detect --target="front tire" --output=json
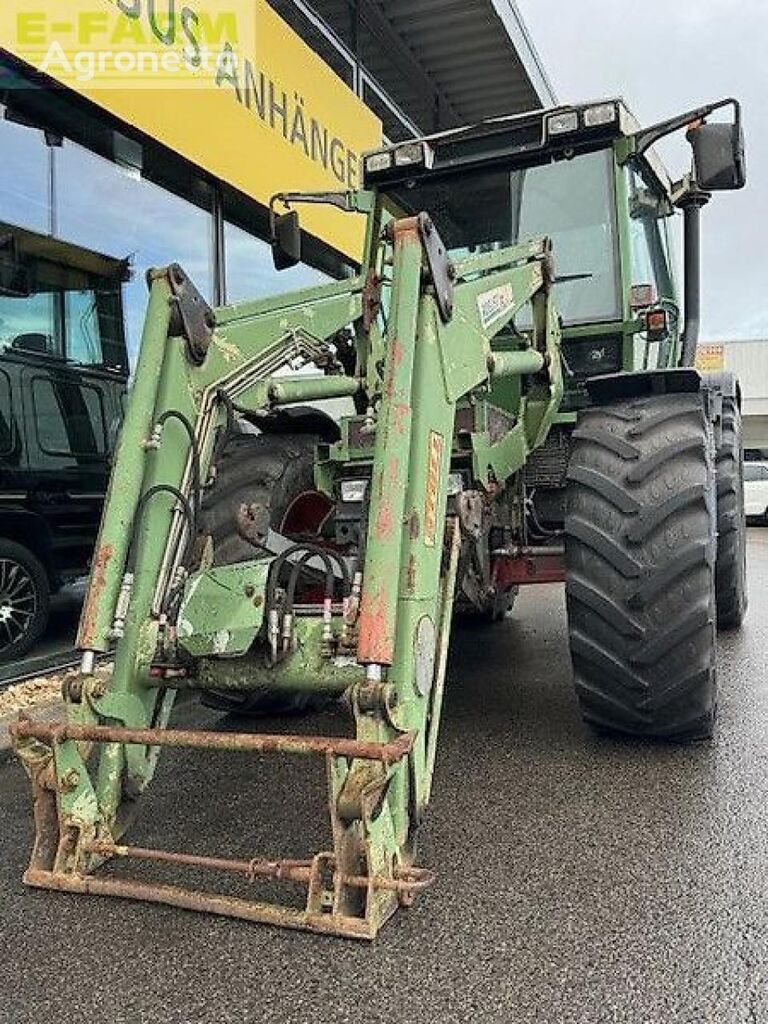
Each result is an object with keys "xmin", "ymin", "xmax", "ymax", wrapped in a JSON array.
[
  {"xmin": 565, "ymin": 391, "xmax": 717, "ymax": 740},
  {"xmin": 199, "ymin": 432, "xmax": 328, "ymax": 715},
  {"xmin": 714, "ymin": 394, "xmax": 748, "ymax": 630}
]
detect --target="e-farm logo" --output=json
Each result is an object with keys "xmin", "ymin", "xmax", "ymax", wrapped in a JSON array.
[
  {"xmin": 13, "ymin": 1, "xmax": 250, "ymax": 86},
  {"xmin": 9, "ymin": 1, "xmax": 362, "ymax": 188}
]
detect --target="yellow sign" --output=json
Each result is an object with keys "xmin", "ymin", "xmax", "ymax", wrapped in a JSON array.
[
  {"xmin": 1, "ymin": 0, "xmax": 381, "ymax": 259},
  {"xmin": 695, "ymin": 344, "xmax": 725, "ymax": 372}
]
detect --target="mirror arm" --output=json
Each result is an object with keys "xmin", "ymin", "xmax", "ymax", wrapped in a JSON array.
[
  {"xmin": 635, "ymin": 97, "xmax": 742, "ymax": 155},
  {"xmin": 269, "ymin": 190, "xmax": 358, "ymax": 233}
]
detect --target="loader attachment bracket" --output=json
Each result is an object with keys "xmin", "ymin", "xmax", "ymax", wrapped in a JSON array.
[
  {"xmin": 10, "ymin": 718, "xmax": 424, "ymax": 940},
  {"xmin": 162, "ymin": 262, "xmax": 215, "ymax": 365},
  {"xmin": 417, "ymin": 212, "xmax": 455, "ymax": 323}
]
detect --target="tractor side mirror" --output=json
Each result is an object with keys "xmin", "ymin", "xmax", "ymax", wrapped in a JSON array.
[
  {"xmin": 271, "ymin": 209, "xmax": 301, "ymax": 270},
  {"xmin": 688, "ymin": 120, "xmax": 746, "ymax": 191}
]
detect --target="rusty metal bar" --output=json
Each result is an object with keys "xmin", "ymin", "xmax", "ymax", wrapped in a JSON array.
[
  {"xmin": 24, "ymin": 869, "xmax": 376, "ymax": 940},
  {"xmin": 493, "ymin": 547, "xmax": 566, "ymax": 586},
  {"xmin": 85, "ymin": 842, "xmax": 313, "ymax": 883},
  {"xmin": 10, "ymin": 720, "xmax": 415, "ymax": 764},
  {"xmin": 83, "ymin": 842, "xmax": 434, "ymax": 894}
]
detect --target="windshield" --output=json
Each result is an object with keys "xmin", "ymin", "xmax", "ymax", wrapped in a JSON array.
[{"xmin": 388, "ymin": 148, "xmax": 621, "ymax": 325}]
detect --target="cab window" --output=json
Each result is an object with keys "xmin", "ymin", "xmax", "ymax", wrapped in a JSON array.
[
  {"xmin": 625, "ymin": 163, "xmax": 676, "ymax": 306},
  {"xmin": 0, "ymin": 228, "xmax": 127, "ymax": 371},
  {"xmin": 388, "ymin": 149, "xmax": 622, "ymax": 325}
]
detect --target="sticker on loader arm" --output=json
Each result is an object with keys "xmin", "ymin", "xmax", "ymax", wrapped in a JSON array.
[
  {"xmin": 424, "ymin": 431, "xmax": 445, "ymax": 547},
  {"xmin": 477, "ymin": 283, "xmax": 515, "ymax": 329}
]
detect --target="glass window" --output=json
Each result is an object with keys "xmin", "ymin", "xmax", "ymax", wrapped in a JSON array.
[
  {"xmin": 224, "ymin": 221, "xmax": 329, "ymax": 305},
  {"xmin": 390, "ymin": 149, "xmax": 621, "ymax": 325},
  {"xmin": 64, "ymin": 288, "xmax": 126, "ymax": 368},
  {"xmin": 517, "ymin": 152, "xmax": 619, "ymax": 323},
  {"xmin": 0, "ymin": 291, "xmax": 57, "ymax": 356},
  {"xmin": 32, "ymin": 377, "xmax": 106, "ymax": 457},
  {"xmin": 56, "ymin": 142, "xmax": 213, "ymax": 361},
  {"xmin": 744, "ymin": 464, "xmax": 768, "ymax": 482},
  {"xmin": 0, "ymin": 118, "xmax": 51, "ymax": 233},
  {"xmin": 626, "ymin": 164, "xmax": 676, "ymax": 304},
  {"xmin": 0, "ymin": 247, "xmax": 126, "ymax": 370},
  {"xmin": 65, "ymin": 290, "xmax": 102, "ymax": 365}
]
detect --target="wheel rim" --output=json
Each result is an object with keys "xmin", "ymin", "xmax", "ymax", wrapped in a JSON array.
[{"xmin": 0, "ymin": 558, "xmax": 37, "ymax": 651}]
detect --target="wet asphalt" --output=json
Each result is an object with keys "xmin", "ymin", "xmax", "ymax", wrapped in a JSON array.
[{"xmin": 1, "ymin": 531, "xmax": 768, "ymax": 1024}]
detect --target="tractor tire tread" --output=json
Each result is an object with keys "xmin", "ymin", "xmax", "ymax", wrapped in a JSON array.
[
  {"xmin": 565, "ymin": 392, "xmax": 717, "ymax": 740},
  {"xmin": 714, "ymin": 395, "xmax": 748, "ymax": 630}
]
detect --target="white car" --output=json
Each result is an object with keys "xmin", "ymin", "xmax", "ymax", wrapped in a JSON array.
[{"xmin": 744, "ymin": 462, "xmax": 768, "ymax": 519}]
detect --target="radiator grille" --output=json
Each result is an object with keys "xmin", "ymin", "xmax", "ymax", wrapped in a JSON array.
[{"xmin": 524, "ymin": 428, "xmax": 571, "ymax": 488}]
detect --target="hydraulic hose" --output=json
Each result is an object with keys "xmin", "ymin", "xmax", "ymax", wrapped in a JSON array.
[{"xmin": 126, "ymin": 484, "xmax": 195, "ymax": 575}]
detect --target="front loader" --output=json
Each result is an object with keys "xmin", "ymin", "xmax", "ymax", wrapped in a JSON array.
[{"xmin": 12, "ymin": 95, "xmax": 747, "ymax": 938}]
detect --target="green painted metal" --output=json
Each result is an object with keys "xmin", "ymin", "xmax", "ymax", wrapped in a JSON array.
[
  {"xmin": 196, "ymin": 617, "xmax": 363, "ymax": 695},
  {"xmin": 490, "ymin": 349, "xmax": 545, "ymax": 377},
  {"xmin": 13, "ymin": 100, "xmax": 696, "ymax": 939},
  {"xmin": 267, "ymin": 375, "xmax": 361, "ymax": 406},
  {"xmin": 13, "ymin": 219, "xmax": 559, "ymax": 935},
  {"xmin": 177, "ymin": 561, "xmax": 270, "ymax": 658},
  {"xmin": 357, "ymin": 220, "xmax": 424, "ymax": 667},
  {"xmin": 76, "ymin": 277, "xmax": 173, "ymax": 654}
]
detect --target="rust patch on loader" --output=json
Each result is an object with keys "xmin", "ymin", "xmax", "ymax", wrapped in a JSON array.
[
  {"xmin": 76, "ymin": 543, "xmax": 114, "ymax": 649},
  {"xmin": 357, "ymin": 586, "xmax": 393, "ymax": 665},
  {"xmin": 392, "ymin": 402, "xmax": 411, "ymax": 435},
  {"xmin": 374, "ymin": 496, "xmax": 395, "ymax": 541},
  {"xmin": 406, "ymin": 555, "xmax": 417, "ymax": 594}
]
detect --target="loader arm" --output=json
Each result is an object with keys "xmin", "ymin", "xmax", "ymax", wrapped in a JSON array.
[{"xmin": 12, "ymin": 209, "xmax": 561, "ymax": 939}]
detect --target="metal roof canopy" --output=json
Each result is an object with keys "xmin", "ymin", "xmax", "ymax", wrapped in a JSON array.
[{"xmin": 270, "ymin": 0, "xmax": 556, "ymax": 137}]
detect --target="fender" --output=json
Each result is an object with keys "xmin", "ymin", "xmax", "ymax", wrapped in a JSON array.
[
  {"xmin": 699, "ymin": 369, "xmax": 742, "ymax": 408},
  {"xmin": 585, "ymin": 368, "xmax": 702, "ymax": 405},
  {"xmin": 0, "ymin": 508, "xmax": 55, "ymax": 570},
  {"xmin": 241, "ymin": 404, "xmax": 342, "ymax": 443}
]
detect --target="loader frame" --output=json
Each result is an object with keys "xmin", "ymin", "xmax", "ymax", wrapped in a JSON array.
[{"xmin": 12, "ymin": 214, "xmax": 562, "ymax": 938}]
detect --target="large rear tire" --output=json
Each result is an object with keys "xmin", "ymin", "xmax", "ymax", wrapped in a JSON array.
[
  {"xmin": 565, "ymin": 391, "xmax": 717, "ymax": 740},
  {"xmin": 714, "ymin": 394, "xmax": 748, "ymax": 630},
  {"xmin": 199, "ymin": 432, "xmax": 327, "ymax": 715}
]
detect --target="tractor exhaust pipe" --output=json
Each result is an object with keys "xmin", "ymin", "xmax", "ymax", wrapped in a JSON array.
[{"xmin": 678, "ymin": 187, "xmax": 710, "ymax": 367}]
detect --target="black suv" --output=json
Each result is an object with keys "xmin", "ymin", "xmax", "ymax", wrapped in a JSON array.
[{"xmin": 0, "ymin": 224, "xmax": 129, "ymax": 659}]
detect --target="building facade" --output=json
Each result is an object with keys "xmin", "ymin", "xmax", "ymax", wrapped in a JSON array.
[
  {"xmin": 0, "ymin": 0, "xmax": 554, "ymax": 362},
  {"xmin": 698, "ymin": 340, "xmax": 768, "ymax": 456}
]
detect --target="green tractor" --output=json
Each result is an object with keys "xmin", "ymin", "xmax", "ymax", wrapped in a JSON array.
[{"xmin": 12, "ymin": 96, "xmax": 747, "ymax": 939}]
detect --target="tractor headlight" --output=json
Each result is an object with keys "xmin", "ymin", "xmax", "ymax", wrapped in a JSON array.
[
  {"xmin": 583, "ymin": 102, "xmax": 618, "ymax": 128},
  {"xmin": 393, "ymin": 141, "xmax": 434, "ymax": 169},
  {"xmin": 363, "ymin": 141, "xmax": 434, "ymax": 184},
  {"xmin": 363, "ymin": 150, "xmax": 393, "ymax": 176},
  {"xmin": 546, "ymin": 110, "xmax": 579, "ymax": 136},
  {"xmin": 340, "ymin": 479, "xmax": 368, "ymax": 503}
]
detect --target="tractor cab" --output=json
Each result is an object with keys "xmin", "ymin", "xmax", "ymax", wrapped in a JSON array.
[
  {"xmin": 362, "ymin": 97, "xmax": 743, "ymax": 408},
  {"xmin": 357, "ymin": 97, "xmax": 745, "ymax": 525}
]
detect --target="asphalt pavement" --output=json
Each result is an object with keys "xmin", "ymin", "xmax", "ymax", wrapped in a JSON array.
[{"xmin": 1, "ymin": 532, "xmax": 767, "ymax": 1024}]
